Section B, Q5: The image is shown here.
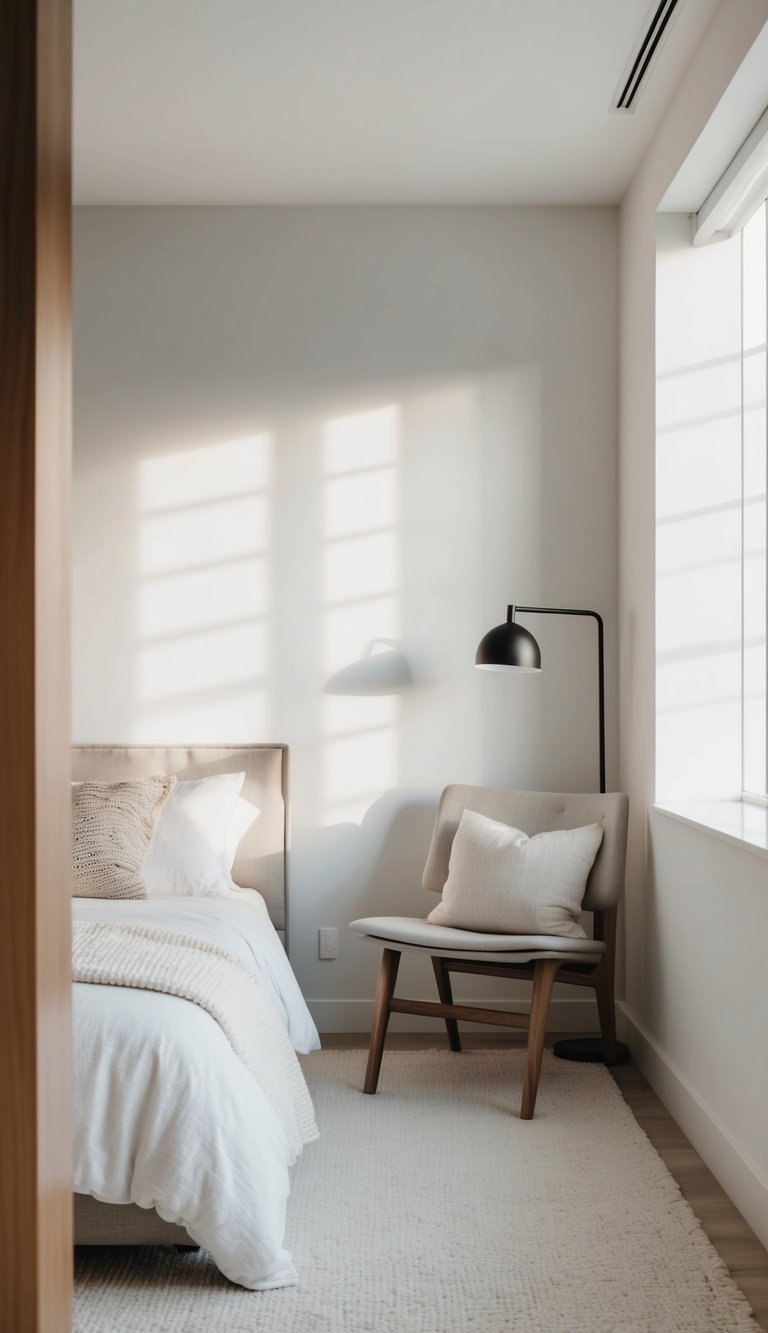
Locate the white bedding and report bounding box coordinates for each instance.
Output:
[73,888,320,1290]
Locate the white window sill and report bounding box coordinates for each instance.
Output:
[652,800,768,860]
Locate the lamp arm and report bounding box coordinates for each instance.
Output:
[510,605,606,794]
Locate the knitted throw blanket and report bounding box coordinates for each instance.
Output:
[73,921,318,1164]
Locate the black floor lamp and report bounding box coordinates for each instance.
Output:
[475,603,628,1064]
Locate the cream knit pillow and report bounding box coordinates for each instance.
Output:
[72,777,176,900]
[427,809,603,939]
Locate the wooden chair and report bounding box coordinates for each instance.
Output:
[349,785,629,1119]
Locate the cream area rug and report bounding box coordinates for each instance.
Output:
[74,1049,758,1333]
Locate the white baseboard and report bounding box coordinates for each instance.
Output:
[309,996,605,1036]
[620,1003,768,1250]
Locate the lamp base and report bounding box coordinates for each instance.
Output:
[552,1036,630,1064]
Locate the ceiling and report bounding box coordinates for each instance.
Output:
[74,0,721,206]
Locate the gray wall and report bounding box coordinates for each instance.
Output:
[73,205,619,1029]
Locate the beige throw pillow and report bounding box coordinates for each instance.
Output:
[427,809,603,939]
[72,777,176,900]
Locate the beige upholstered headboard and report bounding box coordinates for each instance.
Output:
[71,745,289,945]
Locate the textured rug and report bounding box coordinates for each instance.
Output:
[74,1049,758,1332]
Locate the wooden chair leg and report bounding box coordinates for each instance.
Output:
[431,956,462,1052]
[594,967,618,1066]
[363,948,401,1094]
[520,959,560,1120]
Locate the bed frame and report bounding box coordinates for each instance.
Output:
[72,743,289,1248]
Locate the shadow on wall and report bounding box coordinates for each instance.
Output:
[323,640,413,696]
[290,792,439,939]
[353,793,439,918]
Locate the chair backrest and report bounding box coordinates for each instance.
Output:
[422,785,629,913]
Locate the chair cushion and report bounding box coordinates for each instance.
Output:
[349,915,605,963]
[426,809,603,939]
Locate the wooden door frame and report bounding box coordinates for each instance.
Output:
[0,1,73,1329]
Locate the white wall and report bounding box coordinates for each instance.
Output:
[619,0,768,1247]
[642,811,768,1235]
[73,205,619,1031]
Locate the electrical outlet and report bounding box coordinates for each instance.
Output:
[318,927,338,960]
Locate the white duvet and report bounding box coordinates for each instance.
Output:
[73,888,320,1290]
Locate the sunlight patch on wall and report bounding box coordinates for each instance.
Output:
[133,433,272,742]
[324,533,398,604]
[324,405,398,475]
[321,407,401,825]
[138,494,268,577]
[138,557,268,639]
[137,622,268,702]
[324,467,397,538]
[138,436,271,510]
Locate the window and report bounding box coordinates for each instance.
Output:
[741,201,767,800]
[655,183,768,807]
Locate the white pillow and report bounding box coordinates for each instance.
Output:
[225,796,260,871]
[427,810,603,940]
[144,772,245,897]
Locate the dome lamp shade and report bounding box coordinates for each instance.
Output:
[475,607,541,672]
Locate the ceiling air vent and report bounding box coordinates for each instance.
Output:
[611,0,684,114]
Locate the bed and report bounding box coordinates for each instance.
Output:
[71,744,320,1290]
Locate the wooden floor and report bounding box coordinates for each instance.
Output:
[323,1032,768,1330]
